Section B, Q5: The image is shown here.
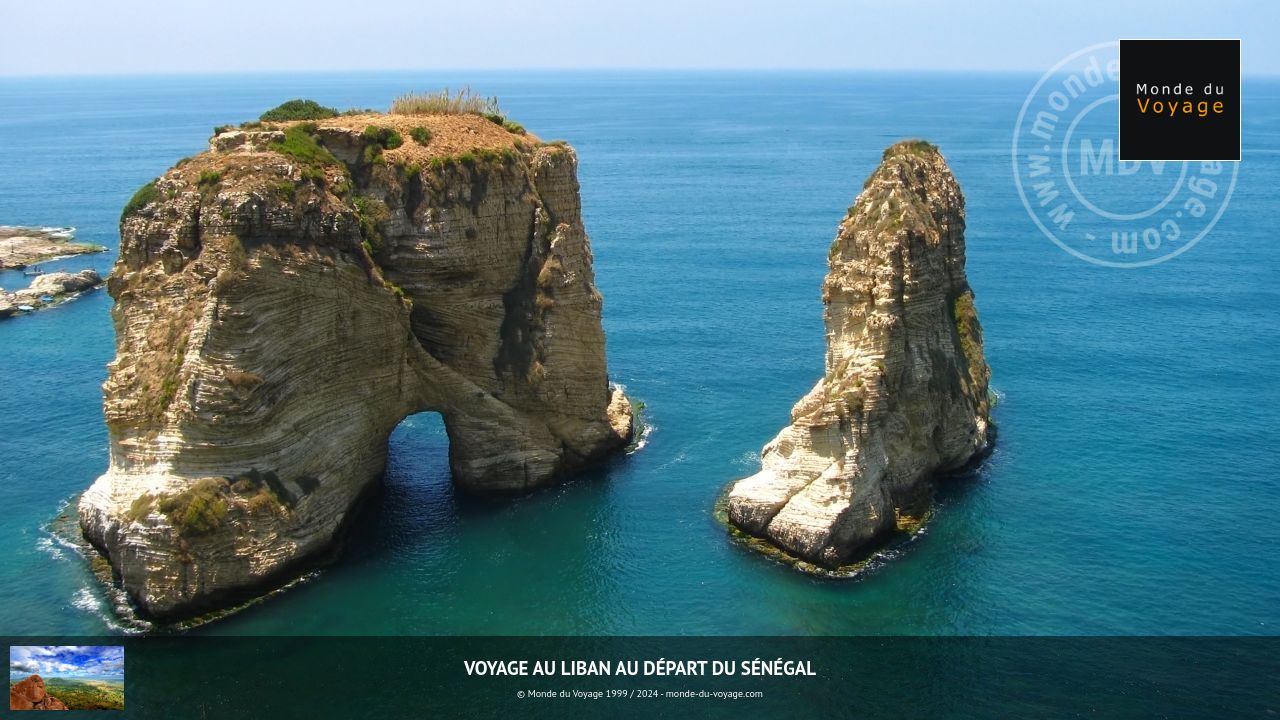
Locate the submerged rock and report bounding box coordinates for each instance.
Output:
[726,141,993,568]
[79,110,632,620]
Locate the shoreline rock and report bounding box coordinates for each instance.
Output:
[79,109,633,621]
[0,225,105,270]
[0,268,103,319]
[725,141,993,569]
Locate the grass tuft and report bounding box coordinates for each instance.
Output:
[390,87,500,116]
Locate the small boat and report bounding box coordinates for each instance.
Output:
[22,264,44,276]
[17,304,35,312]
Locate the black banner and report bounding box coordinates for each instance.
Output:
[7,636,1278,718]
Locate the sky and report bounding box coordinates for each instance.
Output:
[9,646,124,680]
[2,0,1278,76]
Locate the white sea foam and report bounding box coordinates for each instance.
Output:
[35,535,70,561]
[70,586,140,634]
[656,450,687,470]
[627,420,653,455]
[733,450,760,469]
[71,586,99,612]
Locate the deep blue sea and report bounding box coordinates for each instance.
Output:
[1,71,1277,638]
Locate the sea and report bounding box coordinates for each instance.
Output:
[1,71,1277,646]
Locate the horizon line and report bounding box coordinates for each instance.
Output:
[2,67,1278,80]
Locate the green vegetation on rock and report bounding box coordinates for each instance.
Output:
[197,169,222,188]
[953,292,981,370]
[156,478,229,537]
[121,180,160,223]
[126,493,155,522]
[354,196,390,253]
[269,124,341,180]
[360,125,404,164]
[409,126,432,145]
[483,112,526,134]
[260,98,339,122]
[230,470,287,516]
[273,181,296,202]
[362,125,404,149]
[884,139,937,161]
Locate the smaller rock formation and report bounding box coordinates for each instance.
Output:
[10,675,68,711]
[0,269,103,319]
[0,226,105,270]
[725,141,993,569]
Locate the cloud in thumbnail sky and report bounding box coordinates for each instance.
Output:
[9,646,124,680]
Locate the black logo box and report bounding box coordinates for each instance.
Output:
[1120,39,1240,161]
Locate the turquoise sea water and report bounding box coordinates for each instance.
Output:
[1,72,1277,638]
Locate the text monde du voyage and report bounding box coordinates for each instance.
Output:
[463,658,816,677]
[1134,82,1229,118]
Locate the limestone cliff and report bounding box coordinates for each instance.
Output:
[726,141,992,568]
[80,110,632,619]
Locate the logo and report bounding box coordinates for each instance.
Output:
[1013,41,1238,267]
[1120,39,1241,161]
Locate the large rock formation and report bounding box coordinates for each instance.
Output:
[726,141,992,568]
[80,111,632,619]
[10,675,68,710]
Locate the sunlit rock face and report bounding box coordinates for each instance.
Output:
[80,114,632,620]
[726,141,992,568]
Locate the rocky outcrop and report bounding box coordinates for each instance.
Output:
[0,269,103,319]
[726,141,992,569]
[79,110,632,620]
[10,675,68,711]
[0,226,105,270]
[25,269,103,296]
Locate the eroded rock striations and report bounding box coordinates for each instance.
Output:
[726,141,992,568]
[80,111,632,619]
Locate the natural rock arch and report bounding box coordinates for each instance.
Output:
[80,114,632,619]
